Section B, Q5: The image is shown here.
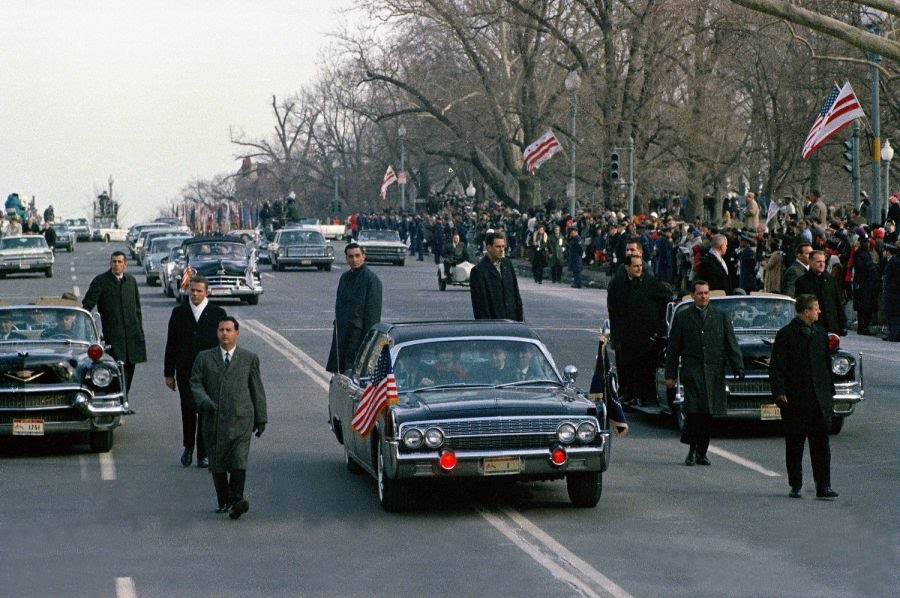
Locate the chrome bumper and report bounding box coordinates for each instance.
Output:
[0,386,130,435]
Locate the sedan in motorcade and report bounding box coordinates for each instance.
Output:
[604,292,864,434]
[268,226,334,271]
[328,320,611,511]
[0,236,55,278]
[63,217,93,241]
[51,224,76,252]
[143,235,191,286]
[356,229,406,266]
[135,228,188,265]
[0,300,131,452]
[169,236,263,305]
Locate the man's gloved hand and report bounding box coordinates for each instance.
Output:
[254,423,266,438]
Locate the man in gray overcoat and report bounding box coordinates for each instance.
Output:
[665,280,743,466]
[81,251,147,393]
[191,316,267,519]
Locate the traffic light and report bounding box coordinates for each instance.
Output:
[842,138,855,174]
[609,151,620,181]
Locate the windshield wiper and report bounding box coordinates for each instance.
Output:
[409,383,492,392]
[495,379,565,389]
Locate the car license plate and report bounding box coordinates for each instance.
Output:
[760,403,782,420]
[209,288,229,296]
[19,263,31,269]
[483,456,521,475]
[300,259,311,265]
[13,419,44,436]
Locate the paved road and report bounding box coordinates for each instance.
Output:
[0,241,897,597]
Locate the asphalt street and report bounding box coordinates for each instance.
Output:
[0,241,897,598]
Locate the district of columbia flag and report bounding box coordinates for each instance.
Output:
[765,199,780,224]
[380,166,398,200]
[523,130,562,173]
[351,343,398,437]
[801,82,866,160]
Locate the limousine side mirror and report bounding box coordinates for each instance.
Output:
[563,365,578,384]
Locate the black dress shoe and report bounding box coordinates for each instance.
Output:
[180,448,192,467]
[816,488,839,500]
[684,449,695,466]
[215,504,231,514]
[197,457,209,468]
[695,454,711,466]
[229,499,250,519]
[789,488,802,499]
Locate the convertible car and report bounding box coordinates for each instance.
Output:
[0,235,55,278]
[328,320,611,511]
[356,229,406,266]
[0,301,130,452]
[604,293,864,434]
[169,236,263,305]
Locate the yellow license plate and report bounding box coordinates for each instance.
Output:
[483,456,521,475]
[300,260,311,265]
[19,263,31,269]
[13,419,44,436]
[760,403,782,420]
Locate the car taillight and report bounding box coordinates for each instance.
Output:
[439,450,457,471]
[87,344,104,361]
[550,447,567,466]
[827,334,839,351]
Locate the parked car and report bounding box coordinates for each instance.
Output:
[269,226,334,271]
[0,301,130,452]
[137,229,188,265]
[51,224,76,252]
[356,229,406,266]
[328,320,611,511]
[604,292,865,434]
[0,235,55,278]
[127,222,179,258]
[63,218,93,242]
[144,235,191,286]
[168,236,263,305]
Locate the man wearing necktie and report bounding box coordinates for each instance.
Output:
[191,317,267,519]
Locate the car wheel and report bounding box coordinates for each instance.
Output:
[397,259,405,267]
[828,416,845,435]
[438,273,447,291]
[90,430,114,453]
[345,445,363,474]
[105,234,111,243]
[245,295,259,306]
[377,439,406,512]
[0,272,5,279]
[45,266,53,278]
[566,471,602,508]
[324,263,332,272]
[67,245,73,253]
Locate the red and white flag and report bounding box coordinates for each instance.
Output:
[179,264,195,290]
[523,130,562,173]
[801,82,866,160]
[351,344,398,436]
[380,166,398,200]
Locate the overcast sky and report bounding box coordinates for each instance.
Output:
[1,0,354,226]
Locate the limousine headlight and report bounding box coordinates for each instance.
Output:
[831,356,852,377]
[402,428,424,449]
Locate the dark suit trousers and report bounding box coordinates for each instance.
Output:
[681,413,712,455]
[124,362,136,394]
[212,470,247,506]
[177,370,205,458]
[785,432,831,491]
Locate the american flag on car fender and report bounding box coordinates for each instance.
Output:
[179,264,195,290]
[351,343,398,436]
[588,336,628,436]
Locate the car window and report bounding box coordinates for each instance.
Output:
[0,237,48,249]
[674,297,794,331]
[187,243,247,259]
[0,308,97,343]
[352,330,384,379]
[358,230,400,242]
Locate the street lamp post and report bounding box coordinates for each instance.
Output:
[564,70,581,218]
[466,181,476,200]
[332,159,340,215]
[398,125,407,211]
[883,139,894,223]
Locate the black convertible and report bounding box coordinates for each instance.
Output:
[168,236,263,305]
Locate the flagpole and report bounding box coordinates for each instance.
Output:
[868,52,882,226]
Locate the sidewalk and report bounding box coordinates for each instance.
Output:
[510,257,612,289]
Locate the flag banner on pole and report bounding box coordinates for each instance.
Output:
[801,82,866,160]
[523,130,562,173]
[179,264,195,290]
[351,343,398,437]
[588,336,628,436]
[765,199,780,224]
[380,166,398,200]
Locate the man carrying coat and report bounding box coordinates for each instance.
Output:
[81,251,147,393]
[665,280,743,466]
[770,295,838,500]
[191,316,267,518]
[470,231,523,321]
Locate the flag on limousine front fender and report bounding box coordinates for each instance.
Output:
[179,264,195,290]
[351,343,398,436]
[589,335,628,436]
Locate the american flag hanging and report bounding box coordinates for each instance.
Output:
[380,166,398,200]
[523,130,562,173]
[801,82,866,160]
[351,343,398,436]
[588,336,628,436]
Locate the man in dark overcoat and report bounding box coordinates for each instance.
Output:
[164,275,227,468]
[770,295,838,500]
[850,235,878,335]
[326,243,383,373]
[882,244,900,341]
[665,280,743,466]
[795,251,847,335]
[81,251,147,393]
[470,231,523,321]
[782,242,812,296]
[696,234,732,293]
[607,254,670,406]
[191,317,267,518]
[567,227,584,288]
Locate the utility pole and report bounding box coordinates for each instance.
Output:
[626,137,635,219]
[868,53,882,226]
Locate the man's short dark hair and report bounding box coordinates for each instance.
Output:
[190,275,209,291]
[795,294,818,314]
[344,242,365,255]
[484,231,506,246]
[111,251,127,261]
[691,279,709,293]
[795,242,812,256]
[625,254,642,267]
[218,315,239,331]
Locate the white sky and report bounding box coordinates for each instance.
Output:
[0,0,354,225]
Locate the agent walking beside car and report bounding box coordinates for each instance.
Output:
[470,231,524,321]
[770,294,838,500]
[81,251,147,393]
[190,317,267,518]
[326,242,383,374]
[164,275,227,468]
[665,280,743,466]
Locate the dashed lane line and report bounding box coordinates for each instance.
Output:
[99,452,117,480]
[115,577,136,598]
[73,285,80,297]
[707,445,781,477]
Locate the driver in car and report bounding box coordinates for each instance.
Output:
[752,300,790,328]
[418,346,466,386]
[1,314,26,340]
[483,346,517,384]
[41,312,77,339]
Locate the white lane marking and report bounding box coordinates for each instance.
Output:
[99,452,117,480]
[70,266,75,272]
[502,507,633,597]
[707,445,781,477]
[71,275,77,281]
[80,455,89,481]
[242,319,330,391]
[115,577,136,598]
[264,327,332,332]
[262,272,275,279]
[73,285,81,297]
